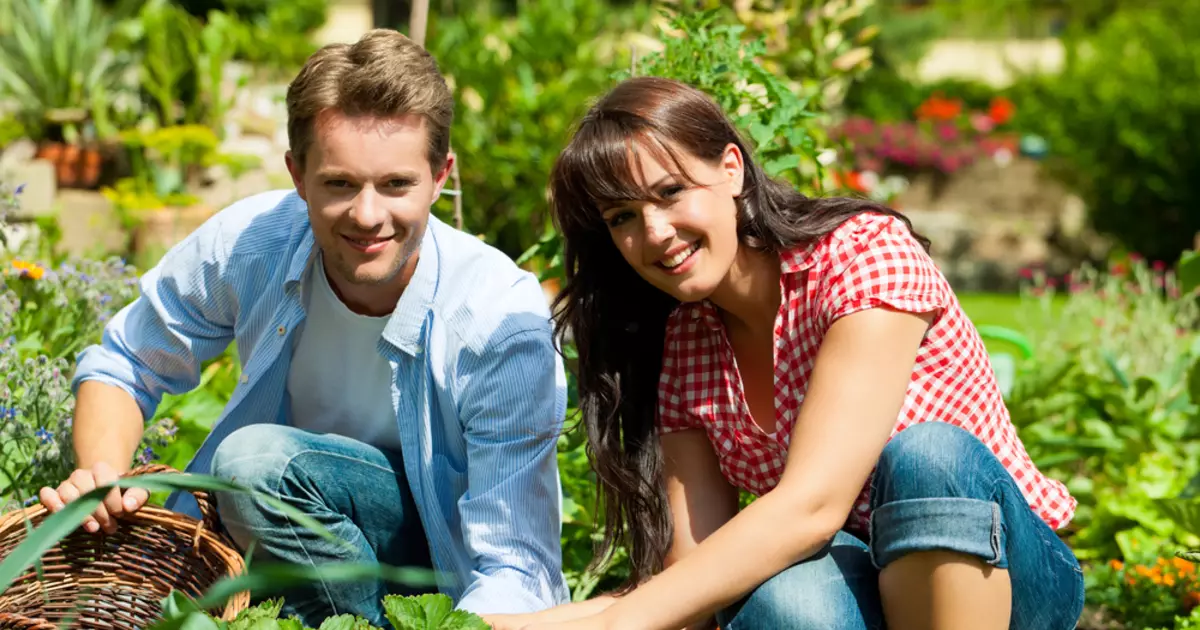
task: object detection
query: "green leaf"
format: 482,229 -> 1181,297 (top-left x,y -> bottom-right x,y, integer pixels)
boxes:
382,594 -> 489,630
440,611 -> 491,630
227,599 -> 285,630
1178,249 -> 1200,295
1189,355 -> 1200,410
317,614 -> 381,630
1157,498 -> 1200,537
196,563 -> 440,611
383,595 -> 428,630
762,154 -> 802,176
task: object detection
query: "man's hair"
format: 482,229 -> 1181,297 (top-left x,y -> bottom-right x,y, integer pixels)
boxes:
286,28 -> 454,173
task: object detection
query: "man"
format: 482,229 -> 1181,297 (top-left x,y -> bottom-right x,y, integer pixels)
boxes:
37,29 -> 569,626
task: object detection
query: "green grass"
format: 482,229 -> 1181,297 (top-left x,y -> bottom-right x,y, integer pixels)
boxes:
958,291 -> 1066,359
958,292 -> 1027,329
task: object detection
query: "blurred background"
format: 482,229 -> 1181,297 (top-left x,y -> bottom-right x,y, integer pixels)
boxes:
1,1 -> 1198,628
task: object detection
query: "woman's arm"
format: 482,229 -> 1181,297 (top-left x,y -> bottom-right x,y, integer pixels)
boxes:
491,427 -> 737,629
661,429 -> 741,630
546,305 -> 934,630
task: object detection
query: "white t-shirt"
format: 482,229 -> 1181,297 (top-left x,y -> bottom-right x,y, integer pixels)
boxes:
286,254 -> 403,451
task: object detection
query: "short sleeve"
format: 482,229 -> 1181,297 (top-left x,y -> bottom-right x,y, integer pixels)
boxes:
818,214 -> 951,327
656,311 -> 698,434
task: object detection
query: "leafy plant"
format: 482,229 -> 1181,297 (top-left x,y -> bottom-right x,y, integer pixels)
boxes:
0,0 -> 135,142
145,593 -> 490,630
427,0 -> 653,257
383,593 -> 489,630
1006,4 -> 1200,263
1006,254 -> 1200,563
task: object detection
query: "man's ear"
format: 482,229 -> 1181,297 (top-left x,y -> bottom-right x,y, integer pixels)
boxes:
285,150 -> 306,200
432,152 -> 456,199
722,143 -> 745,197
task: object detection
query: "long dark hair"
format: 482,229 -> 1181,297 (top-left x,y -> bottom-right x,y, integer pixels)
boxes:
547,76 -> 929,589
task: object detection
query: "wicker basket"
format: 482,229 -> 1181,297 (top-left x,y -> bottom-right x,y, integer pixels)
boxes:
0,464 -> 249,629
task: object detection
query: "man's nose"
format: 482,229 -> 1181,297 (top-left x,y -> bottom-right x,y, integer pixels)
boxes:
350,188 -> 387,227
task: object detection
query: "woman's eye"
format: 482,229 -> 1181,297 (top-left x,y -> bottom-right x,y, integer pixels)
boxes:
661,185 -> 684,198
606,211 -> 633,228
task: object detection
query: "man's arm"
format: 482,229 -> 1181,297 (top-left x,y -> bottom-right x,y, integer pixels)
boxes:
40,217 -> 237,533
452,302 -> 570,615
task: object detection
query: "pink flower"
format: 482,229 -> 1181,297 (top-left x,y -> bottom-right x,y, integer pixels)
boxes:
970,113 -> 995,133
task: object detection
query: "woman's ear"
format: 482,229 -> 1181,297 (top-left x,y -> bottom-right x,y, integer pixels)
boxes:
722,143 -> 745,197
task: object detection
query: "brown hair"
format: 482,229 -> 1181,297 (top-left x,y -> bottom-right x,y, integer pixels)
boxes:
286,28 -> 454,172
548,76 -> 928,589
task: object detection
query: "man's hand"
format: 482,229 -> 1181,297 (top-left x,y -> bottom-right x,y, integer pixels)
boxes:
37,462 -> 149,534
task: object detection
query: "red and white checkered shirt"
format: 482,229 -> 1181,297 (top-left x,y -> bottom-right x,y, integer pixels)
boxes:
656,212 -> 1076,534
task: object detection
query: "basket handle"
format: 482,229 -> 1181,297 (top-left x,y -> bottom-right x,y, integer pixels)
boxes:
121,464 -> 223,535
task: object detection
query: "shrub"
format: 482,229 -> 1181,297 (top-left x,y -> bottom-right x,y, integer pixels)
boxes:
1006,254 -> 1200,564
1007,4 -> 1200,263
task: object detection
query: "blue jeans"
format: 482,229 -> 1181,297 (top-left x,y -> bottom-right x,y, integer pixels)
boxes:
210,424 -> 435,627
716,422 -> 1085,630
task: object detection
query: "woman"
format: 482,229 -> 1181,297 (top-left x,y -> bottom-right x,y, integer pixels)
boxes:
502,76 -> 1083,630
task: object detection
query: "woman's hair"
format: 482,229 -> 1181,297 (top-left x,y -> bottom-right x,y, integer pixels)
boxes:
547,76 -> 928,588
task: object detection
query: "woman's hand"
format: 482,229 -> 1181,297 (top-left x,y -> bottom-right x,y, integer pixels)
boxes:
481,613 -> 540,630
517,614 -> 610,630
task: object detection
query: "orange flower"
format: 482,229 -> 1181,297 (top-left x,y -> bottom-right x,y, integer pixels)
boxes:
1109,559 -> 1125,571
10,259 -> 44,280
915,94 -> 963,121
1173,558 -> 1196,575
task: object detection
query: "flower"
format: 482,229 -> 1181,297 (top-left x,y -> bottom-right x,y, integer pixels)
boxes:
988,97 -> 1015,125
9,260 -> 44,280
34,428 -> 52,443
916,94 -> 963,121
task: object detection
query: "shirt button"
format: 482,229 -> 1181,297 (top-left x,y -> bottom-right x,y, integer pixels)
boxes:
240,373 -> 249,384
277,325 -> 286,336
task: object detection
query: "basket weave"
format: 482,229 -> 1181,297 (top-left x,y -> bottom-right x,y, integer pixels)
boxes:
0,464 -> 249,629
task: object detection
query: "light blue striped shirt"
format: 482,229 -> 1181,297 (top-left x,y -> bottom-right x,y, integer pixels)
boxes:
72,189 -> 570,613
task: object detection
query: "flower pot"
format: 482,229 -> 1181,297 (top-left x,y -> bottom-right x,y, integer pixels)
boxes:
131,203 -> 215,258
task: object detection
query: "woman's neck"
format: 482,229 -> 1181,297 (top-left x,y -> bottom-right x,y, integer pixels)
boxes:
708,246 -> 781,335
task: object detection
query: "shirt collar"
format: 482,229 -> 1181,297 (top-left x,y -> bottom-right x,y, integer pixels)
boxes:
381,218 -> 440,355
285,211 -> 442,357
686,243 -> 816,331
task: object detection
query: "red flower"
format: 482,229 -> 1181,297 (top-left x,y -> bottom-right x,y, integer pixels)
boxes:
916,94 -> 963,121
988,97 -> 1015,125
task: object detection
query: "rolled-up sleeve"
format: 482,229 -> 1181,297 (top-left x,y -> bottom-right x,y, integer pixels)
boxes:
452,301 -> 570,613
72,218 -> 236,422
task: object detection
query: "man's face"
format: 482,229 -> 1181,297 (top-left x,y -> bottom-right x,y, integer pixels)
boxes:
286,109 -> 453,315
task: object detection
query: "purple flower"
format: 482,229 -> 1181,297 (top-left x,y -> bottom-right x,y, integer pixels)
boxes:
13,184 -> 24,195
137,447 -> 157,465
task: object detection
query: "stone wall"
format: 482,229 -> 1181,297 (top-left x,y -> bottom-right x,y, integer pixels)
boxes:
894,157 -> 1108,292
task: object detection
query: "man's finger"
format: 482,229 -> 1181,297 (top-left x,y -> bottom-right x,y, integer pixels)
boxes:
56,482 -> 99,533
123,487 -> 149,513
38,486 -> 64,513
93,463 -> 124,523
68,473 -> 112,534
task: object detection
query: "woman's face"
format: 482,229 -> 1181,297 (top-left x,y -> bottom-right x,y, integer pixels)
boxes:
600,141 -> 744,303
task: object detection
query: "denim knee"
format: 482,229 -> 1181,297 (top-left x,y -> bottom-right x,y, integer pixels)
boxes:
717,532 -> 883,630
869,421 -> 1010,570
211,424 -> 307,489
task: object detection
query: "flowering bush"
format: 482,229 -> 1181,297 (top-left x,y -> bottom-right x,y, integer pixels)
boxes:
0,181 -> 177,511
829,92 -> 1020,178
1087,555 -> 1200,629
1006,254 -> 1200,564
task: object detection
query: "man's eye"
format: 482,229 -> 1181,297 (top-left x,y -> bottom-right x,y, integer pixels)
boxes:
326,180 -> 350,188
